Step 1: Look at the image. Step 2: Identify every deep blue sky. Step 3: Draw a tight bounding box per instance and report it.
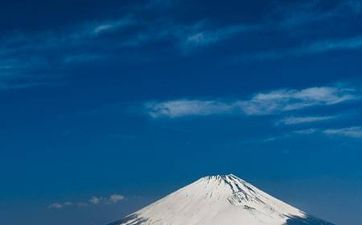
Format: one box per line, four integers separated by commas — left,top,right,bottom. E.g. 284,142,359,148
1,1,362,225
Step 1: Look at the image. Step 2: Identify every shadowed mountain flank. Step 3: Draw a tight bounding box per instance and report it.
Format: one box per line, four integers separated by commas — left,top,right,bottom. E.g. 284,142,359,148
285,216,337,225
107,215,148,225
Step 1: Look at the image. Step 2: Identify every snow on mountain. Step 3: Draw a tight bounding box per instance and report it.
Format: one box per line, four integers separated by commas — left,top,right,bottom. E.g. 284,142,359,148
109,174,336,225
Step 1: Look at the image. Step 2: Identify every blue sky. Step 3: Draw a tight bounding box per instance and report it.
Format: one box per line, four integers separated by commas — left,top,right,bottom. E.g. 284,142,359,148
1,0,362,225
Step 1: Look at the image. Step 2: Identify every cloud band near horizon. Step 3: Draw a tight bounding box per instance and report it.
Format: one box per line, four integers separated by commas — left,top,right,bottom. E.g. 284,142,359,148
48,194,125,209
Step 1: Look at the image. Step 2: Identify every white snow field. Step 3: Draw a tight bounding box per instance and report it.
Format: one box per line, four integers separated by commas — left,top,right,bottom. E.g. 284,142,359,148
109,174,336,225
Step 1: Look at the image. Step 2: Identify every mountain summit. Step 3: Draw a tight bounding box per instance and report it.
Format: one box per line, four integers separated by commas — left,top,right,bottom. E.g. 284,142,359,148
109,174,336,225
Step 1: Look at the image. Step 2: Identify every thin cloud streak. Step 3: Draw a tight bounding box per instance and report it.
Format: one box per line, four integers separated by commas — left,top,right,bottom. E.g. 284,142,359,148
145,100,234,118
240,36,362,61
323,127,362,138
277,115,337,125
117,21,255,52
293,127,362,139
145,86,359,118
292,128,319,135
91,18,134,35
251,126,362,144
180,24,256,51
239,86,356,115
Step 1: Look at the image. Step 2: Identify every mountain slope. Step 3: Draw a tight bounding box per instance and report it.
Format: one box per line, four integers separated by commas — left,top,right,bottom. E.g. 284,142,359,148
109,174,336,225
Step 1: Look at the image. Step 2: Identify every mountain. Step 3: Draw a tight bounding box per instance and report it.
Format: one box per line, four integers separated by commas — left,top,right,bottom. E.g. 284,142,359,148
109,174,336,225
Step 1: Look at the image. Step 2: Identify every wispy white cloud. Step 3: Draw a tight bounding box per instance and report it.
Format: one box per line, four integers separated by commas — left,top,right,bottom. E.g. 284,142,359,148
48,202,73,209
117,21,255,52
250,125,362,143
89,196,103,205
91,18,134,35
0,16,135,90
240,36,362,61
0,56,65,90
58,17,135,41
232,0,362,61
323,126,362,138
180,24,254,51
48,193,125,209
1,0,362,91
292,128,319,135
145,86,359,118
274,0,361,29
0,16,251,91
89,194,125,205
293,127,362,138
277,115,337,125
304,36,362,54
239,86,357,115
109,194,125,203
48,203,64,209
145,99,234,118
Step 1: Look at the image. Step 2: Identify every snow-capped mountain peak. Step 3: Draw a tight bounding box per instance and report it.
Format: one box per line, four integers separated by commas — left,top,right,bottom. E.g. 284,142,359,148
108,174,336,225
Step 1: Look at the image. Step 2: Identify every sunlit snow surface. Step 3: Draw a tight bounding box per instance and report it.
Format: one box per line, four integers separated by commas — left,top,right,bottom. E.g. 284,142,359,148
109,175,336,225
